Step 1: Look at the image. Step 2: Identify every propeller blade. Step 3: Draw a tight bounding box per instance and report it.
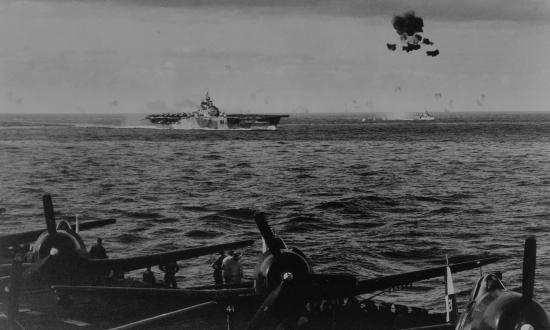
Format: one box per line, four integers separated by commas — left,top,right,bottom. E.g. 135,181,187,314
43,194,57,236
248,273,357,329
248,280,287,330
522,236,536,300
22,255,51,282
0,263,32,277
254,213,285,257
87,240,255,274
108,301,217,330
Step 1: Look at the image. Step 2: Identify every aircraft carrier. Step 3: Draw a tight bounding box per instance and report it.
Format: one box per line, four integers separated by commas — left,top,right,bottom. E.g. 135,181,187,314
145,93,289,130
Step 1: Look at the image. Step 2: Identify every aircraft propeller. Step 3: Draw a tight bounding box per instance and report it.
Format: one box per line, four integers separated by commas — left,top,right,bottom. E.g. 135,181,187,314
22,195,90,284
248,213,359,329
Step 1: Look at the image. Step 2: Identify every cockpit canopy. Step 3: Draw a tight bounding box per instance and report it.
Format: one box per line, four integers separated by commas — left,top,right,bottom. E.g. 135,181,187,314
470,272,506,302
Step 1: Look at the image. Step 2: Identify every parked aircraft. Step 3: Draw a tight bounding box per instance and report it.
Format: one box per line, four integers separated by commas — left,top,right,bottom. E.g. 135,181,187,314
52,213,502,329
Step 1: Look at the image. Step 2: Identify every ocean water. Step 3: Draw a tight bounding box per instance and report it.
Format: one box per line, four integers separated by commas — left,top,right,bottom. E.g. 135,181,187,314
1,112,549,312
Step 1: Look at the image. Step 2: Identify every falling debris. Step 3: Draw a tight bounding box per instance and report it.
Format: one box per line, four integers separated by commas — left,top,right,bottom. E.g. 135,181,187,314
434,93,442,100
403,43,421,52
422,38,433,45
426,49,440,57
388,11,438,57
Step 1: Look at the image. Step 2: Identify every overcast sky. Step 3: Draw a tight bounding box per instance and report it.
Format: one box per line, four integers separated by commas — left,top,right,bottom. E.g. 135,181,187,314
1,0,549,113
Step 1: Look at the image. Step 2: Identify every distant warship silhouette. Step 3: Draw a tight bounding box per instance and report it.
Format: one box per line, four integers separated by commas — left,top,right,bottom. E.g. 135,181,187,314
146,92,288,129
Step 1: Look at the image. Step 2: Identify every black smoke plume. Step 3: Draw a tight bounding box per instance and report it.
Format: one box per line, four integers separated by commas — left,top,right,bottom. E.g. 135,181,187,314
388,11,438,57
392,11,424,37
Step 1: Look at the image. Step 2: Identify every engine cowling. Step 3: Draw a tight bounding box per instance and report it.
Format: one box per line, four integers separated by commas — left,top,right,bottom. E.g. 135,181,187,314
254,248,312,297
479,293,550,330
32,230,86,260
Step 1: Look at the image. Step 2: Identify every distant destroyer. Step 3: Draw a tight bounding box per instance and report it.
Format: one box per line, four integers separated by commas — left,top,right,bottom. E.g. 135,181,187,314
412,111,435,121
146,92,289,130
361,111,435,122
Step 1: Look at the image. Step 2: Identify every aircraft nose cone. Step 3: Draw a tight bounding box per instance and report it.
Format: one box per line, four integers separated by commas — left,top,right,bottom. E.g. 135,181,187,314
519,324,534,330
282,272,293,281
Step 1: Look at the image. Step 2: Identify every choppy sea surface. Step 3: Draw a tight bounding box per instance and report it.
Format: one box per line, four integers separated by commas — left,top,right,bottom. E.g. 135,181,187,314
1,112,549,312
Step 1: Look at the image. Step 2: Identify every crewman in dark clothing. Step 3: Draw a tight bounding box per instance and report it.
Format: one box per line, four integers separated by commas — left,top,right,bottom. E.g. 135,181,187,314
159,262,179,288
89,238,108,259
211,251,225,285
142,266,156,286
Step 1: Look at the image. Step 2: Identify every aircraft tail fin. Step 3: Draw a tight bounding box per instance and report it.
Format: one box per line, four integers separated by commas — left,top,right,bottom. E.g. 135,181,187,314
445,256,458,323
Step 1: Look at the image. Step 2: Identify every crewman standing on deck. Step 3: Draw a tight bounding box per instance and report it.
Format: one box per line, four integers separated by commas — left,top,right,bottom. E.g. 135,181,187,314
211,251,225,285
159,262,179,288
222,250,234,284
142,266,156,286
89,238,108,259
231,254,243,283
222,252,243,284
